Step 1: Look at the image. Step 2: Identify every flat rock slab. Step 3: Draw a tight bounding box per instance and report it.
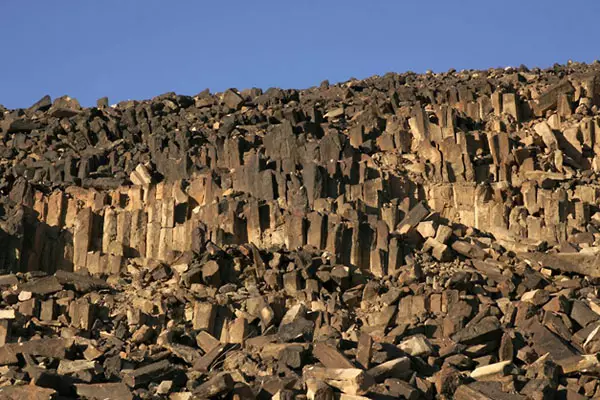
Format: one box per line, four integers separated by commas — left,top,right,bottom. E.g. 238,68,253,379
75,382,133,400
519,252,600,278
0,385,57,400
455,381,526,400
18,275,63,295
452,316,502,345
528,320,578,362
0,337,73,365
55,270,110,292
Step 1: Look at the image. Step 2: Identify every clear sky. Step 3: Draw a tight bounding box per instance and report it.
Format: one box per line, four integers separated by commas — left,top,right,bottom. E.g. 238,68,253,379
1,0,598,109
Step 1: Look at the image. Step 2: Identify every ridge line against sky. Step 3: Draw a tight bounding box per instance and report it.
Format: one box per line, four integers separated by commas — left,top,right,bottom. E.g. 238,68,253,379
1,0,599,109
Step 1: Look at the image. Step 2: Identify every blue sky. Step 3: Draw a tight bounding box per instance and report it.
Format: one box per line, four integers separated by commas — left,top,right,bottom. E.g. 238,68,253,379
1,0,598,109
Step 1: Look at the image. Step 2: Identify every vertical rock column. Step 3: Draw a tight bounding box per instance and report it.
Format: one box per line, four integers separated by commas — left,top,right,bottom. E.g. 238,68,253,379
73,207,93,272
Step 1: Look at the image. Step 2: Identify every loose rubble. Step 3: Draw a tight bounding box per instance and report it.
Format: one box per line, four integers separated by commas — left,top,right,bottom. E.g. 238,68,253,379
0,61,600,398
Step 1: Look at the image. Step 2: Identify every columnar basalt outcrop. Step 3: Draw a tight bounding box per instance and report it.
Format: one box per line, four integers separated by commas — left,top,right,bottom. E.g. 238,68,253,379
1,62,600,399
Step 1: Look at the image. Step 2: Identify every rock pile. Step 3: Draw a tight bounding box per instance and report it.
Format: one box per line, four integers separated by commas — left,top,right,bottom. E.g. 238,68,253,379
1,61,600,398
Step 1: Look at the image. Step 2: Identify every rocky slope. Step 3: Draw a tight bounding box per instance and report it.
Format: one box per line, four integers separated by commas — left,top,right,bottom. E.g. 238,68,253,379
0,61,600,398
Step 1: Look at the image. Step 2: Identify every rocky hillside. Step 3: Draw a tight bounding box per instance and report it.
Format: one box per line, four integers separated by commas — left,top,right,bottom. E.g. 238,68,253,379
0,61,600,399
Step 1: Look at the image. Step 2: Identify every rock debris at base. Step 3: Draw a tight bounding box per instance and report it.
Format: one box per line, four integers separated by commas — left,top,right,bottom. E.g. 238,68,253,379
1,62,600,398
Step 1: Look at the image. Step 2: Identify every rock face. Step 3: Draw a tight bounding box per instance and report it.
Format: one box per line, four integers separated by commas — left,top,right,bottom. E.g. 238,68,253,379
0,62,600,398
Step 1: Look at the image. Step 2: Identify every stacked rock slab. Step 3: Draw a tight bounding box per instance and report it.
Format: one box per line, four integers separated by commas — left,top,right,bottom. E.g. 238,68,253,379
1,62,600,398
